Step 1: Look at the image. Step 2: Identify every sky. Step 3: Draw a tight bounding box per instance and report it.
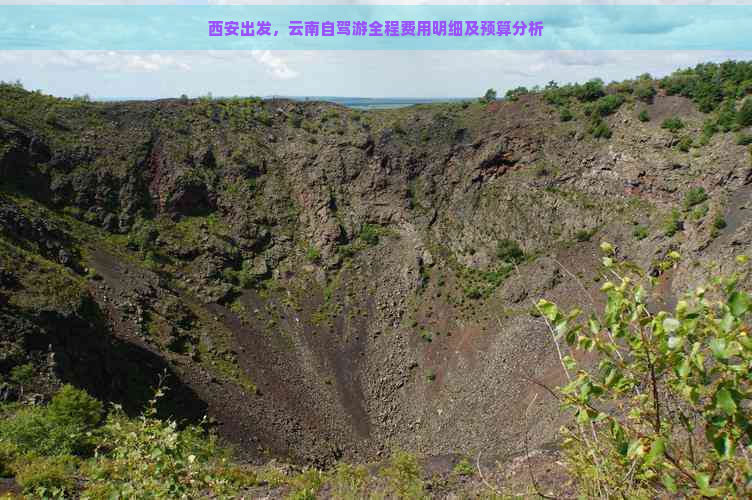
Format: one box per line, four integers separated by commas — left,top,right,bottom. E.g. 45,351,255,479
1,0,752,99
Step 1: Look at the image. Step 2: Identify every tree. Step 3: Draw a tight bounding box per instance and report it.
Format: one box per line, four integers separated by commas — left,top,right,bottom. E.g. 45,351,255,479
483,88,497,103
539,245,752,497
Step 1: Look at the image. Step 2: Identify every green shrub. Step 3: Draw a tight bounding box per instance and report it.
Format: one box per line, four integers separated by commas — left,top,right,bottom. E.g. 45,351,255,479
691,204,709,221
559,107,573,122
544,246,752,497
305,246,320,263
588,117,612,139
735,133,752,145
13,455,78,496
595,94,625,117
452,458,474,477
482,88,497,103
738,98,752,127
381,451,425,499
359,224,380,245
48,385,103,430
632,225,649,241
10,363,34,395
661,116,684,132
496,239,524,263
638,110,650,122
575,229,595,242
574,79,605,102
0,441,19,477
677,135,693,152
684,187,708,208
714,214,728,230
634,80,656,103
664,209,683,236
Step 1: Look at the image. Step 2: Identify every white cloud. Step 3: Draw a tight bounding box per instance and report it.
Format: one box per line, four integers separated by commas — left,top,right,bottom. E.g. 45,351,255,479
42,51,191,72
250,50,299,80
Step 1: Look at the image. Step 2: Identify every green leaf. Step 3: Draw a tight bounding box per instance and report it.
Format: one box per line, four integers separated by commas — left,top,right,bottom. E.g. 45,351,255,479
715,387,737,416
645,437,666,466
729,290,750,318
695,472,710,490
626,439,644,459
661,473,677,493
710,338,729,360
537,299,559,322
663,317,680,333
668,336,685,350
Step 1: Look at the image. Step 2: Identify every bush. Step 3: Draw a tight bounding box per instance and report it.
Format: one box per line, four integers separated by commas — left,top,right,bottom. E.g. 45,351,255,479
482,88,497,103
380,451,425,499
638,110,650,122
677,136,693,152
588,117,612,139
595,94,625,117
574,79,605,102
634,80,656,103
48,384,103,429
714,214,728,230
575,229,595,242
664,209,683,236
496,239,524,263
544,246,752,497
13,455,78,496
359,224,380,245
684,187,708,208
738,98,752,127
661,116,684,132
0,441,19,477
632,225,649,241
559,107,573,122
0,385,102,457
736,133,752,145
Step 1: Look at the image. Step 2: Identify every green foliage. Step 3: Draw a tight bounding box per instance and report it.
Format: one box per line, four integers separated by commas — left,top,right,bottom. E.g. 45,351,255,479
738,98,752,127
48,384,103,430
659,61,752,112
505,86,529,101
380,451,426,499
546,246,752,497
359,224,381,246
575,79,606,102
305,246,321,263
496,238,524,263
588,117,612,139
452,458,475,477
13,455,78,497
482,88,497,103
736,132,752,145
575,228,596,242
10,363,34,393
559,107,573,122
632,225,649,241
594,94,625,117
684,187,708,208
713,214,728,230
0,441,19,477
634,80,657,103
661,116,685,132
0,386,101,456
664,209,683,237
638,110,650,122
677,135,693,152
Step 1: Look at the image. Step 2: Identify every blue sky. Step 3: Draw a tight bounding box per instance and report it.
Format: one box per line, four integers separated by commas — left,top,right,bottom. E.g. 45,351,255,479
2,0,752,98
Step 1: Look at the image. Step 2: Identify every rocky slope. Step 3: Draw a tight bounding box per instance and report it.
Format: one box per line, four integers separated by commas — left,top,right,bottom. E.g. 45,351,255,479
1,73,751,471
